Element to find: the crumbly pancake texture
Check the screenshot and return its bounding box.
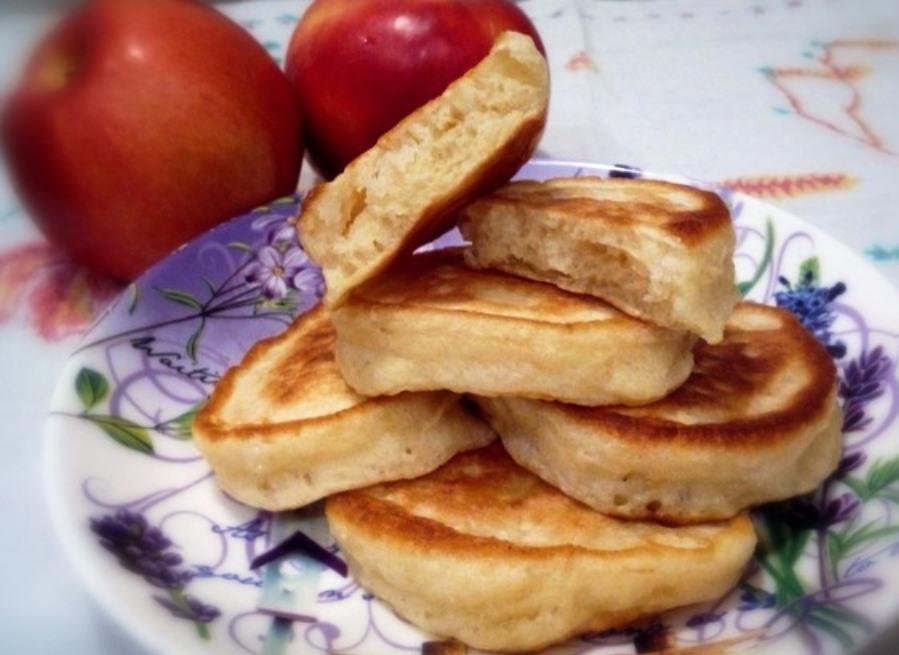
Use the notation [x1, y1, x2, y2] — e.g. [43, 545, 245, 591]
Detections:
[476, 302, 843, 523]
[331, 248, 696, 406]
[326, 443, 756, 652]
[300, 31, 548, 307]
[193, 306, 494, 510]
[459, 176, 738, 343]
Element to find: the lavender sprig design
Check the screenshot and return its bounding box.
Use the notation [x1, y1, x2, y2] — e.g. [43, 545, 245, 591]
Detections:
[752, 253, 899, 653]
[774, 256, 847, 358]
[155, 206, 323, 362]
[775, 493, 860, 531]
[737, 586, 776, 611]
[832, 452, 867, 480]
[74, 196, 323, 364]
[155, 593, 221, 626]
[755, 257, 857, 646]
[840, 346, 892, 432]
[91, 510, 220, 639]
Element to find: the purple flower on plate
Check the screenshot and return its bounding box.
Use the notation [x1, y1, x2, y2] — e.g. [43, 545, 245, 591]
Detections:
[779, 493, 860, 530]
[91, 511, 220, 638]
[840, 346, 892, 432]
[774, 273, 847, 358]
[269, 213, 301, 246]
[738, 589, 776, 611]
[155, 593, 220, 623]
[90, 510, 193, 589]
[245, 246, 310, 299]
[251, 212, 284, 232]
[832, 451, 867, 480]
[293, 266, 324, 301]
[686, 611, 724, 628]
[250, 209, 301, 246]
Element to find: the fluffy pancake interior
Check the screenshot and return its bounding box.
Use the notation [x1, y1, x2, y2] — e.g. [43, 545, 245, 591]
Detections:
[459, 177, 737, 341]
[300, 31, 548, 305]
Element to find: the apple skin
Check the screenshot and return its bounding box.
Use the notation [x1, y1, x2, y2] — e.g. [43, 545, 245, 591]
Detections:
[285, 0, 544, 179]
[1, 0, 302, 280]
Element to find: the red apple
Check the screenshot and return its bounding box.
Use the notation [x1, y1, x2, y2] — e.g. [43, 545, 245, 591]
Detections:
[1, 0, 302, 280]
[285, 0, 544, 179]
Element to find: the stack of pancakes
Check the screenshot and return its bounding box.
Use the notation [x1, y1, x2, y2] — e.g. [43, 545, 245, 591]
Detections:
[194, 31, 842, 653]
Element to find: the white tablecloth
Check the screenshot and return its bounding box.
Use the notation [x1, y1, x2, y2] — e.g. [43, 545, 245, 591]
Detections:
[0, 1, 897, 652]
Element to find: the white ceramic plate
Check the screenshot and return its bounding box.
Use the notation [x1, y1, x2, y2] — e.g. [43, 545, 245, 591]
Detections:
[45, 160, 899, 655]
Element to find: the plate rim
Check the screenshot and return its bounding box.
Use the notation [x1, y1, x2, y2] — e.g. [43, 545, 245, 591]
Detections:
[42, 158, 899, 655]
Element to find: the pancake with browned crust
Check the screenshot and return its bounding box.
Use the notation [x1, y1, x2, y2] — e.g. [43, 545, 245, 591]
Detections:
[300, 31, 548, 307]
[193, 306, 493, 510]
[326, 443, 756, 652]
[459, 176, 737, 342]
[475, 302, 843, 523]
[331, 248, 696, 406]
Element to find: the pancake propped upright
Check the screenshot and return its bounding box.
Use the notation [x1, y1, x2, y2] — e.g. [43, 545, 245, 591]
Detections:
[194, 306, 493, 510]
[327, 443, 756, 652]
[331, 248, 696, 406]
[459, 176, 737, 342]
[300, 31, 548, 307]
[476, 302, 843, 523]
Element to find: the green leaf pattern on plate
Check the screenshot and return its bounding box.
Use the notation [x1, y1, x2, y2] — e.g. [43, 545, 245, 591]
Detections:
[156, 287, 204, 311]
[86, 414, 154, 455]
[75, 367, 109, 410]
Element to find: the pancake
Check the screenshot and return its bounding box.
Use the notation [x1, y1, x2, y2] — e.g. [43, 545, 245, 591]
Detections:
[459, 176, 737, 342]
[331, 248, 696, 406]
[326, 443, 757, 652]
[475, 302, 843, 523]
[193, 306, 494, 510]
[300, 31, 548, 307]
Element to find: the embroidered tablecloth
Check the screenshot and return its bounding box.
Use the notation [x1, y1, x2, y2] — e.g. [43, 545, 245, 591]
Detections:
[0, 1, 896, 652]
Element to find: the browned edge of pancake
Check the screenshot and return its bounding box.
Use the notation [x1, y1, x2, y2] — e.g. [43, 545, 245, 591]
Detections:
[563, 302, 837, 447]
[481, 177, 732, 246]
[346, 248, 670, 335]
[326, 443, 754, 559]
[194, 306, 419, 441]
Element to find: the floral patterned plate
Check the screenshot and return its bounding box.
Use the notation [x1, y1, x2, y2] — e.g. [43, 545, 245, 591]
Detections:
[45, 160, 899, 655]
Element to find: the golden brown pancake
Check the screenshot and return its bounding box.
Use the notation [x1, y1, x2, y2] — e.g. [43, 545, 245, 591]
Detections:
[459, 176, 737, 342]
[476, 302, 843, 523]
[193, 306, 493, 510]
[300, 31, 548, 307]
[327, 443, 757, 652]
[331, 248, 696, 406]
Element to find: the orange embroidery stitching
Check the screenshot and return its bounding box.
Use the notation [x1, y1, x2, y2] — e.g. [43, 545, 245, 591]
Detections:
[0, 241, 121, 340]
[565, 51, 599, 72]
[721, 173, 857, 199]
[764, 39, 899, 155]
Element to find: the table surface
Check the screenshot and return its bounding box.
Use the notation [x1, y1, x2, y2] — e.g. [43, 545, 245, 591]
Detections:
[1, 1, 898, 653]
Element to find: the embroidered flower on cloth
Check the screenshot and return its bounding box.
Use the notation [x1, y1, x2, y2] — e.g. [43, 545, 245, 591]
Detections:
[0, 241, 121, 341]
